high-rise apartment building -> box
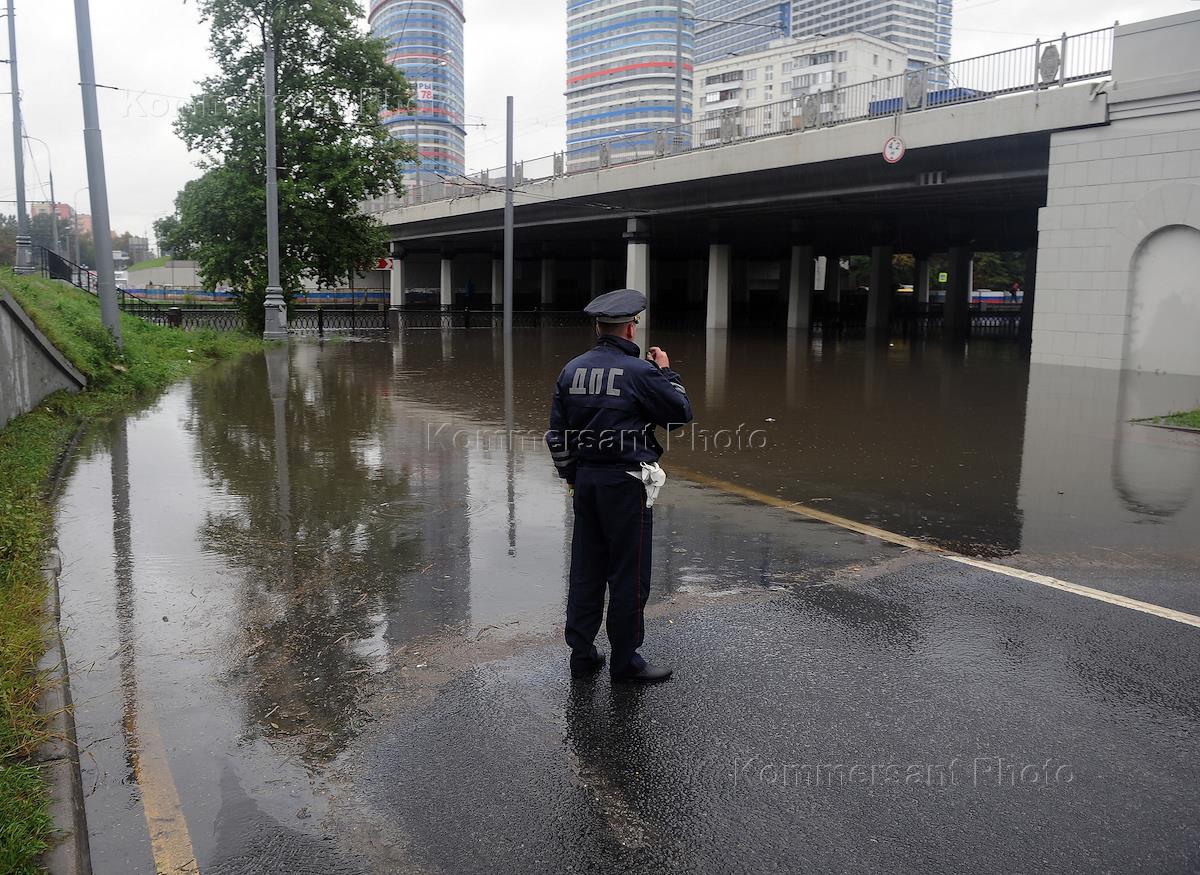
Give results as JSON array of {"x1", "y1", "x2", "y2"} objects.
[
  {"x1": 693, "y1": 33, "x2": 908, "y2": 141},
  {"x1": 566, "y1": 0, "x2": 696, "y2": 172},
  {"x1": 369, "y1": 0, "x2": 467, "y2": 187},
  {"x1": 791, "y1": 0, "x2": 952, "y2": 72},
  {"x1": 694, "y1": 1, "x2": 791, "y2": 64}
]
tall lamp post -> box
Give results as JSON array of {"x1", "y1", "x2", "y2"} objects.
[
  {"x1": 72, "y1": 0, "x2": 122, "y2": 346},
  {"x1": 72, "y1": 186, "x2": 88, "y2": 275},
  {"x1": 261, "y1": 22, "x2": 287, "y2": 339},
  {"x1": 25, "y1": 135, "x2": 60, "y2": 255},
  {"x1": 6, "y1": 0, "x2": 31, "y2": 273}
]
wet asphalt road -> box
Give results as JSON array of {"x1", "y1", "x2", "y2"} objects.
[
  {"x1": 52, "y1": 335, "x2": 1200, "y2": 874},
  {"x1": 321, "y1": 496, "x2": 1200, "y2": 875}
]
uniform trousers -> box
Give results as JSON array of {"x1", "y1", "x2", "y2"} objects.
[{"x1": 565, "y1": 465, "x2": 653, "y2": 675}]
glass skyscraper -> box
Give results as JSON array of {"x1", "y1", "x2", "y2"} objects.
[
  {"x1": 566, "y1": 0, "x2": 696, "y2": 172},
  {"x1": 790, "y1": 0, "x2": 952, "y2": 71},
  {"x1": 369, "y1": 0, "x2": 467, "y2": 187},
  {"x1": 694, "y1": 1, "x2": 792, "y2": 64}
]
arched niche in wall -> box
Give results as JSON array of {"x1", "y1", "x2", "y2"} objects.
[{"x1": 1110, "y1": 183, "x2": 1200, "y2": 376}]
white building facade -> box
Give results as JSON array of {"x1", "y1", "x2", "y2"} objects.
[
  {"x1": 693, "y1": 33, "x2": 908, "y2": 143},
  {"x1": 791, "y1": 0, "x2": 952, "y2": 72}
]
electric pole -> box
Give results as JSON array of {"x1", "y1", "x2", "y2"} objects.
[
  {"x1": 7, "y1": 0, "x2": 30, "y2": 273},
  {"x1": 72, "y1": 0, "x2": 122, "y2": 345},
  {"x1": 261, "y1": 23, "x2": 287, "y2": 339},
  {"x1": 503, "y1": 95, "x2": 514, "y2": 341}
]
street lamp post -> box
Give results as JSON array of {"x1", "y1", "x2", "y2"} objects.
[
  {"x1": 7, "y1": 0, "x2": 31, "y2": 273},
  {"x1": 261, "y1": 26, "x2": 287, "y2": 339},
  {"x1": 25, "y1": 135, "x2": 60, "y2": 255},
  {"x1": 72, "y1": 0, "x2": 122, "y2": 346},
  {"x1": 72, "y1": 186, "x2": 89, "y2": 285}
]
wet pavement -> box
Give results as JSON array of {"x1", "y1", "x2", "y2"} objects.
[{"x1": 51, "y1": 330, "x2": 1200, "y2": 874}]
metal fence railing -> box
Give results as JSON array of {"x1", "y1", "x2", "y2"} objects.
[{"x1": 364, "y1": 26, "x2": 1114, "y2": 214}]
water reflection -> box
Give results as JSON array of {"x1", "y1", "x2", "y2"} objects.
[{"x1": 188, "y1": 343, "x2": 426, "y2": 761}]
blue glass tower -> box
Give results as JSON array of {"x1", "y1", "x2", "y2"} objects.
[{"x1": 369, "y1": 0, "x2": 467, "y2": 187}]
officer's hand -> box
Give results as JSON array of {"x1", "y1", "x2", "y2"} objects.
[{"x1": 647, "y1": 346, "x2": 670, "y2": 369}]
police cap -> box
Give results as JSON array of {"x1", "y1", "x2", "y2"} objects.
[{"x1": 584, "y1": 288, "x2": 646, "y2": 324}]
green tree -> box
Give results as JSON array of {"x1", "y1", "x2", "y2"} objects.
[
  {"x1": 0, "y1": 213, "x2": 18, "y2": 265},
  {"x1": 29, "y1": 213, "x2": 63, "y2": 253},
  {"x1": 153, "y1": 214, "x2": 189, "y2": 259},
  {"x1": 162, "y1": 0, "x2": 414, "y2": 331}
]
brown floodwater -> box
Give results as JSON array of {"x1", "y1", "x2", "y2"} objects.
[{"x1": 52, "y1": 328, "x2": 1200, "y2": 872}]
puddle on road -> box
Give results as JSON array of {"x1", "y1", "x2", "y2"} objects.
[{"x1": 52, "y1": 330, "x2": 1200, "y2": 874}]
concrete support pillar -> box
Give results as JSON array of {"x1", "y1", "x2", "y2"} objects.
[
  {"x1": 866, "y1": 245, "x2": 894, "y2": 334},
  {"x1": 945, "y1": 246, "x2": 973, "y2": 341},
  {"x1": 705, "y1": 329, "x2": 729, "y2": 408},
  {"x1": 540, "y1": 257, "x2": 556, "y2": 307},
  {"x1": 440, "y1": 256, "x2": 454, "y2": 309},
  {"x1": 589, "y1": 257, "x2": 605, "y2": 299},
  {"x1": 489, "y1": 258, "x2": 503, "y2": 310},
  {"x1": 624, "y1": 218, "x2": 651, "y2": 349},
  {"x1": 787, "y1": 245, "x2": 815, "y2": 331},
  {"x1": 706, "y1": 243, "x2": 731, "y2": 329},
  {"x1": 389, "y1": 252, "x2": 405, "y2": 308},
  {"x1": 1018, "y1": 246, "x2": 1037, "y2": 348},
  {"x1": 914, "y1": 254, "x2": 931, "y2": 305},
  {"x1": 824, "y1": 253, "x2": 841, "y2": 303}
]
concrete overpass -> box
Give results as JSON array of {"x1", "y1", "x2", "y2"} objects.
[{"x1": 374, "y1": 11, "x2": 1200, "y2": 376}]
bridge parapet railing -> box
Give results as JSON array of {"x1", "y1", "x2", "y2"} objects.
[{"x1": 362, "y1": 26, "x2": 1114, "y2": 215}]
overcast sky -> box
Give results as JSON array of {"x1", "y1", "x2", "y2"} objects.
[{"x1": 0, "y1": 0, "x2": 1192, "y2": 244}]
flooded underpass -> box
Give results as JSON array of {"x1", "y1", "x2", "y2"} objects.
[{"x1": 53, "y1": 330, "x2": 1200, "y2": 874}]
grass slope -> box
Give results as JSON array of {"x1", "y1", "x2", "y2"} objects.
[{"x1": 0, "y1": 271, "x2": 261, "y2": 873}]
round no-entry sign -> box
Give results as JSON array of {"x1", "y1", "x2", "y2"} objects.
[{"x1": 882, "y1": 135, "x2": 906, "y2": 164}]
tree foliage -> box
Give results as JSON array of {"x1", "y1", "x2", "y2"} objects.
[{"x1": 162, "y1": 0, "x2": 414, "y2": 329}]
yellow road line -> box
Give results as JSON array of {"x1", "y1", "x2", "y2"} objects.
[
  {"x1": 672, "y1": 467, "x2": 1200, "y2": 630},
  {"x1": 128, "y1": 709, "x2": 200, "y2": 874}
]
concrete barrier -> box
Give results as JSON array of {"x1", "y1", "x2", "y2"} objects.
[{"x1": 0, "y1": 292, "x2": 87, "y2": 429}]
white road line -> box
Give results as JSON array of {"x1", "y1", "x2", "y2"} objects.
[{"x1": 673, "y1": 468, "x2": 1200, "y2": 630}]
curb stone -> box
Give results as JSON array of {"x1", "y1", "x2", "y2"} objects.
[
  {"x1": 34, "y1": 542, "x2": 93, "y2": 875},
  {"x1": 34, "y1": 424, "x2": 93, "y2": 875}
]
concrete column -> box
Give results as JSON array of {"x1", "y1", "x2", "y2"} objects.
[
  {"x1": 491, "y1": 258, "x2": 503, "y2": 310},
  {"x1": 389, "y1": 254, "x2": 405, "y2": 308},
  {"x1": 866, "y1": 245, "x2": 894, "y2": 334},
  {"x1": 589, "y1": 257, "x2": 605, "y2": 298},
  {"x1": 825, "y1": 253, "x2": 841, "y2": 303},
  {"x1": 706, "y1": 243, "x2": 731, "y2": 329},
  {"x1": 440, "y1": 256, "x2": 454, "y2": 309},
  {"x1": 944, "y1": 246, "x2": 973, "y2": 341},
  {"x1": 624, "y1": 218, "x2": 651, "y2": 349},
  {"x1": 787, "y1": 244, "x2": 815, "y2": 331},
  {"x1": 540, "y1": 257, "x2": 556, "y2": 307},
  {"x1": 705, "y1": 329, "x2": 729, "y2": 408},
  {"x1": 914, "y1": 255, "x2": 931, "y2": 305}
]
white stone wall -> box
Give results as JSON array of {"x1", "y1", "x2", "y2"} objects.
[
  {"x1": 1031, "y1": 10, "x2": 1200, "y2": 375},
  {"x1": 1032, "y1": 113, "x2": 1200, "y2": 370}
]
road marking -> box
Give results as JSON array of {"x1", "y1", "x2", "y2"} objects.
[
  {"x1": 672, "y1": 468, "x2": 1200, "y2": 630},
  {"x1": 126, "y1": 707, "x2": 200, "y2": 874}
]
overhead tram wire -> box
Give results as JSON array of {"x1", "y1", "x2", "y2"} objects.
[{"x1": 434, "y1": 170, "x2": 651, "y2": 217}]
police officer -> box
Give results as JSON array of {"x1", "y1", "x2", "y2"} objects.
[{"x1": 546, "y1": 289, "x2": 694, "y2": 683}]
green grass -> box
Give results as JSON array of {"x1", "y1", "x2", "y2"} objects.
[
  {"x1": 1136, "y1": 409, "x2": 1200, "y2": 430},
  {"x1": 126, "y1": 256, "x2": 169, "y2": 272},
  {"x1": 0, "y1": 271, "x2": 261, "y2": 873}
]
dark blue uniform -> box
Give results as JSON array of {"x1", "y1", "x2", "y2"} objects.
[{"x1": 546, "y1": 334, "x2": 694, "y2": 675}]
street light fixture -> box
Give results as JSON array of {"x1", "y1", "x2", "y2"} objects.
[{"x1": 24, "y1": 134, "x2": 60, "y2": 255}]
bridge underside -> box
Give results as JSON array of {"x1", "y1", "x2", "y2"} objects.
[{"x1": 384, "y1": 131, "x2": 1053, "y2": 334}]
